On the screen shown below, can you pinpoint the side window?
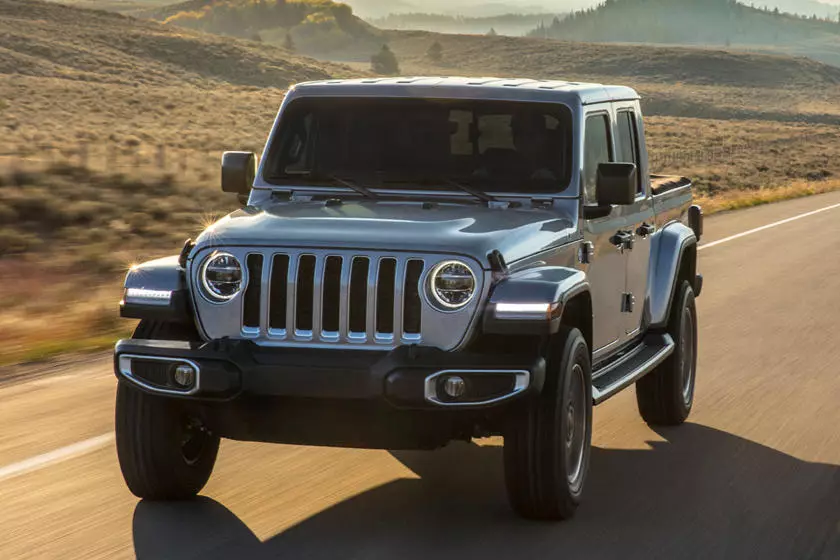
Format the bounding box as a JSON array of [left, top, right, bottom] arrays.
[[617, 110, 642, 193], [583, 114, 612, 203]]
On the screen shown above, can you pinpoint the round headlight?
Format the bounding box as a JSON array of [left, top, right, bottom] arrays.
[[429, 260, 476, 310], [200, 252, 242, 302]]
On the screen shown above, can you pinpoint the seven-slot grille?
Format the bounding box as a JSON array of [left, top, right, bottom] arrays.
[[240, 252, 426, 346]]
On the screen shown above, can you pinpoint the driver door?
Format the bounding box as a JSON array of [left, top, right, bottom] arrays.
[[581, 111, 625, 358]]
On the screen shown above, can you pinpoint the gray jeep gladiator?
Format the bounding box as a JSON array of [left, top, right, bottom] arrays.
[[115, 77, 703, 520]]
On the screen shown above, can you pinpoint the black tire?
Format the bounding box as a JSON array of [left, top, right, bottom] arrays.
[[115, 320, 220, 500], [636, 280, 698, 426], [503, 327, 592, 521]]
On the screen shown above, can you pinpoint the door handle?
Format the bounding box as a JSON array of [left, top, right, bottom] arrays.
[[636, 222, 656, 238], [610, 231, 634, 251]]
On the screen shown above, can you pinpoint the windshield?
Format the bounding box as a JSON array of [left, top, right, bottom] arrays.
[[263, 97, 574, 194]]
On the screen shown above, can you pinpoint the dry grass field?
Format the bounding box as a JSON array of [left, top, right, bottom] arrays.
[[2, 0, 839, 364]]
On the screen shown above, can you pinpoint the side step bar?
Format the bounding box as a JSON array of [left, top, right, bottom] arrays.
[[592, 333, 674, 405]]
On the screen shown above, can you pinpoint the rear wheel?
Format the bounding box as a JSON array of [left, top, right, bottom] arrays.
[[636, 281, 698, 426], [115, 320, 219, 500], [503, 327, 592, 520]]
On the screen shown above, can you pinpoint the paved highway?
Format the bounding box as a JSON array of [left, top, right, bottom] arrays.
[[1, 192, 839, 559]]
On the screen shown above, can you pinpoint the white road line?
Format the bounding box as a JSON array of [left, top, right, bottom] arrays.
[[0, 433, 114, 483], [699, 202, 840, 251]]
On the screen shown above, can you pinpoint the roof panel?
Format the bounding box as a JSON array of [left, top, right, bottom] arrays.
[[292, 76, 639, 104]]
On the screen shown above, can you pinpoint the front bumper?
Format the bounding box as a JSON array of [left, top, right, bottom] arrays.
[[114, 339, 546, 411]]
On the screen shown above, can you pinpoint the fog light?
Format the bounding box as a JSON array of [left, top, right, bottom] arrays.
[[173, 364, 196, 388], [443, 376, 466, 398]]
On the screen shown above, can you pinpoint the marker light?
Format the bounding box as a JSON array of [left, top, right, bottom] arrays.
[[123, 288, 173, 306]]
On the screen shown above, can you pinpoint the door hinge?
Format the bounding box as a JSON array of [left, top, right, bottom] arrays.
[[578, 241, 594, 264], [621, 292, 635, 313]]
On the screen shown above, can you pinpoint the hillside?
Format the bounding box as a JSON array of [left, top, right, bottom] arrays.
[[387, 30, 840, 89], [531, 0, 840, 67], [0, 0, 355, 88], [46, 0, 172, 13], [145, 0, 384, 57]]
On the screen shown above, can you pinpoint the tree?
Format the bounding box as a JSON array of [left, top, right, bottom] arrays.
[[426, 40, 443, 63], [283, 32, 296, 52], [371, 44, 399, 75]]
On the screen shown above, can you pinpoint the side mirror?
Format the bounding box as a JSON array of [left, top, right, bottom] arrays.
[[221, 151, 257, 197], [596, 162, 637, 206]]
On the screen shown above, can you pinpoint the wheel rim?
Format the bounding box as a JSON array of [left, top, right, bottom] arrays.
[[565, 363, 587, 492], [679, 307, 696, 407], [180, 417, 209, 466]]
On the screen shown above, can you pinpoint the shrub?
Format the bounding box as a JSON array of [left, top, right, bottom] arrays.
[[7, 189, 66, 226], [0, 228, 40, 255], [0, 202, 17, 224], [65, 201, 109, 226], [371, 44, 399, 75], [427, 41, 443, 62]]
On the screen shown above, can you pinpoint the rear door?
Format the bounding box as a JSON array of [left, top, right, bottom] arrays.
[[613, 103, 655, 341], [581, 110, 625, 356]]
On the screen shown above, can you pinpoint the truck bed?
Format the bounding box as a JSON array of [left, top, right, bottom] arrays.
[[651, 174, 692, 196]]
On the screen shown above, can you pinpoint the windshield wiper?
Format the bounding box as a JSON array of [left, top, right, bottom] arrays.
[[298, 173, 379, 200], [382, 177, 497, 204], [325, 174, 379, 200], [443, 178, 498, 203]]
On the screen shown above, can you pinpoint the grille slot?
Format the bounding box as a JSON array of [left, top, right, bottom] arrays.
[[226, 251, 433, 347], [295, 255, 316, 334], [376, 258, 397, 335], [322, 256, 342, 333], [268, 255, 289, 332], [348, 257, 369, 335], [242, 254, 263, 331], [403, 259, 424, 336]]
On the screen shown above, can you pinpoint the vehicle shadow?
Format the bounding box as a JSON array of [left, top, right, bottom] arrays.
[[133, 424, 840, 560]]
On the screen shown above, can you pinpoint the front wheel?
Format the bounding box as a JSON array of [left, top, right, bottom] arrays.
[[115, 320, 219, 500], [503, 327, 592, 520]]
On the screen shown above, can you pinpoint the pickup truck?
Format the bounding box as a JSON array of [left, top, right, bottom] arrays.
[[114, 77, 703, 520]]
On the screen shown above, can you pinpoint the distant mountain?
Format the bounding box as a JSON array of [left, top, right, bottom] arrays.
[[369, 12, 564, 36], [530, 0, 840, 67], [343, 0, 593, 18]]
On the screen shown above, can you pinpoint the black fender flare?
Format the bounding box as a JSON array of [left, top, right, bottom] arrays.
[[121, 255, 192, 323], [483, 266, 590, 335]]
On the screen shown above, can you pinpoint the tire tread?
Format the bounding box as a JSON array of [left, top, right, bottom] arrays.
[[636, 281, 696, 426]]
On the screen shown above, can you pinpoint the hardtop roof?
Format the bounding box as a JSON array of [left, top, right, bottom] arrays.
[[290, 76, 639, 105]]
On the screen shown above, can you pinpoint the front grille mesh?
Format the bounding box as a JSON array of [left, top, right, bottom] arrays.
[[244, 252, 426, 345]]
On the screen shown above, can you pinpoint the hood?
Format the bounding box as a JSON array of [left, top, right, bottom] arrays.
[[195, 200, 578, 267]]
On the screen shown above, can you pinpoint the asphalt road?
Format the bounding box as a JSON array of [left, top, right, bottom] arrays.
[[2, 192, 840, 560]]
